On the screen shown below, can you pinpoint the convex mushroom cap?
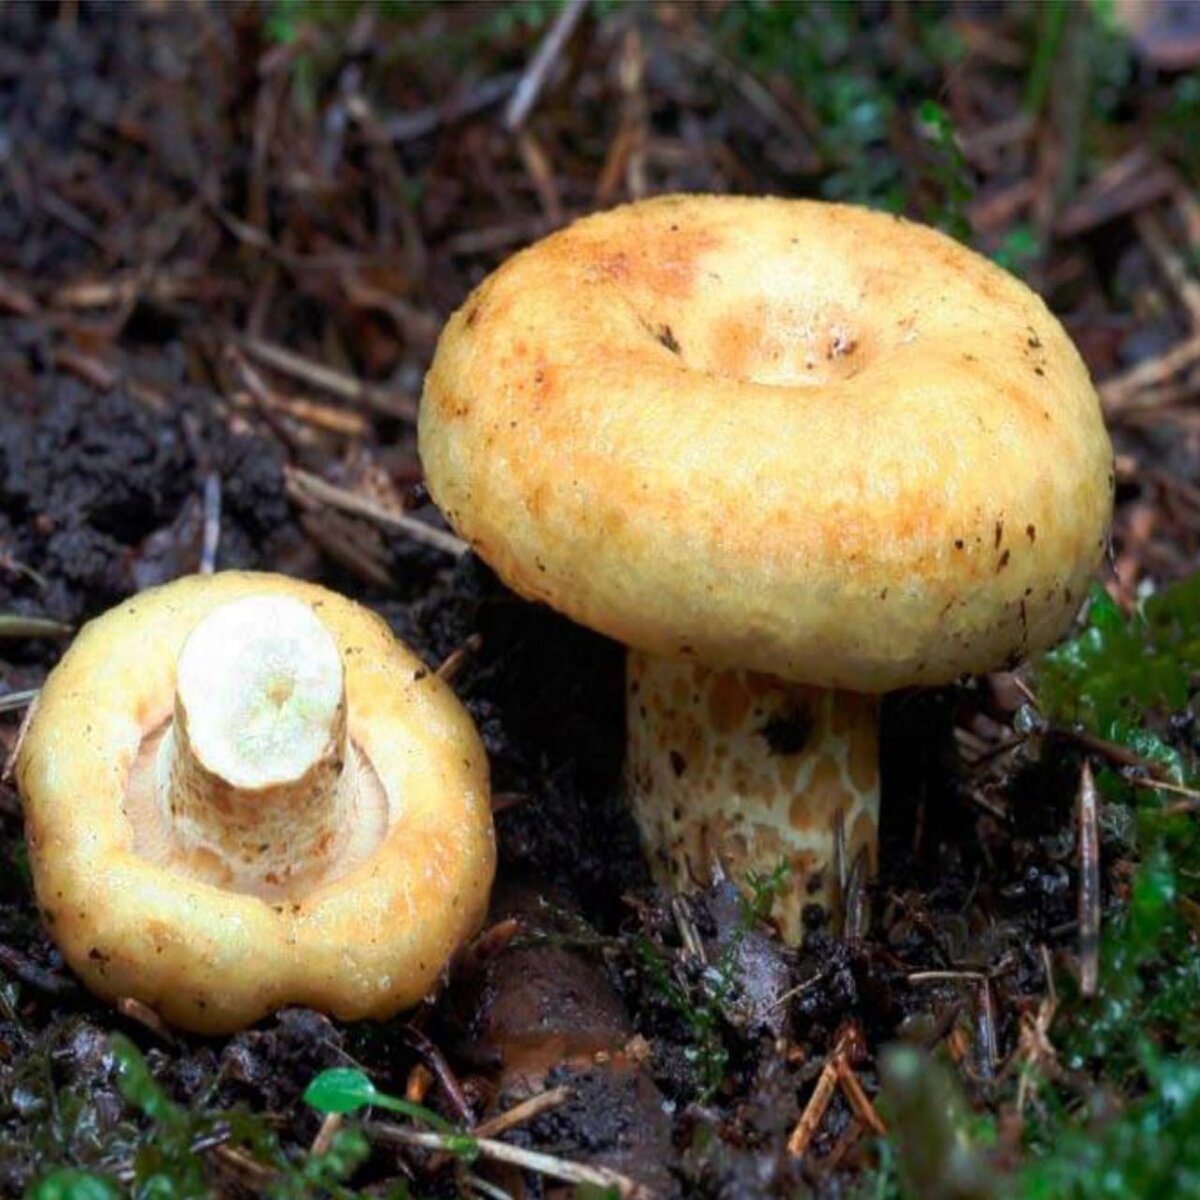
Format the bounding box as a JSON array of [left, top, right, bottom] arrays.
[[419, 195, 1113, 936], [17, 571, 495, 1034]]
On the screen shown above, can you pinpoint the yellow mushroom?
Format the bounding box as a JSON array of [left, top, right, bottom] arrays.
[[16, 571, 495, 1034], [419, 194, 1113, 940]]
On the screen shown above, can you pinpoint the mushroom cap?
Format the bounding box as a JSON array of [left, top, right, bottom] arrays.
[[17, 571, 495, 1034], [420, 195, 1114, 691]]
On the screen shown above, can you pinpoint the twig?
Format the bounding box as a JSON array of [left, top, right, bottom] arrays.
[[346, 94, 429, 281], [843, 844, 870, 943], [834, 1057, 887, 1136], [212, 1143, 277, 1187], [51, 269, 218, 312], [909, 970, 998, 1075], [1077, 761, 1100, 998], [1, 553, 49, 591], [435, 634, 483, 683], [959, 113, 1034, 171], [200, 473, 221, 575], [442, 217, 556, 257], [310, 1113, 343, 1157], [976, 978, 998, 1078], [515, 130, 563, 225], [907, 969, 987, 984], [474, 1086, 571, 1140], [236, 335, 416, 421], [1134, 208, 1200, 329], [39, 189, 101, 245], [456, 917, 522, 981], [229, 345, 368, 439], [0, 689, 40, 717], [400, 1024, 474, 1125], [1099, 332, 1200, 414], [364, 1122, 653, 1199], [0, 942, 78, 998], [769, 970, 826, 1012], [818, 1120, 866, 1175], [2, 693, 39, 786], [676, 35, 818, 170], [52, 347, 118, 392], [671, 895, 706, 962], [1053, 726, 1175, 781], [1160, 792, 1200, 817], [384, 74, 518, 143], [285, 467, 467, 559], [117, 996, 177, 1045], [405, 1064, 435, 1105], [466, 1174, 514, 1200], [284, 394, 371, 437], [0, 615, 73, 640], [596, 25, 648, 204], [1053, 146, 1177, 238], [504, 0, 590, 132], [786, 1053, 841, 1156], [0, 273, 38, 316]]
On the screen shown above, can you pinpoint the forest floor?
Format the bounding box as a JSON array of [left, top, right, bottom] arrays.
[[3, 3, 1200, 1198]]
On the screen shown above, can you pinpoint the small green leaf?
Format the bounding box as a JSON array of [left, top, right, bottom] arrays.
[[28, 1170, 121, 1200], [303, 1067, 380, 1115], [110, 1034, 180, 1128], [302, 1068, 460, 1134], [1131, 847, 1176, 945]]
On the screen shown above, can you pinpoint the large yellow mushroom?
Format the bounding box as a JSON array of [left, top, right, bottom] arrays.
[[17, 571, 495, 1034], [419, 194, 1113, 940]]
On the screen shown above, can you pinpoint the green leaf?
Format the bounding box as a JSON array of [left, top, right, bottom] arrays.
[[28, 1170, 121, 1200], [110, 1034, 180, 1129], [302, 1068, 460, 1135], [303, 1068, 380, 1115], [1019, 1048, 1200, 1197], [876, 1046, 999, 1200], [1039, 580, 1200, 751]]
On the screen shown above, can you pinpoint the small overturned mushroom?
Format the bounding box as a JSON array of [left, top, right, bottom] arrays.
[[419, 194, 1113, 940], [17, 571, 495, 1033]]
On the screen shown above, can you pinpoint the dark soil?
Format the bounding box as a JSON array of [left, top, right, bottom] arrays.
[[2, 3, 1199, 1198]]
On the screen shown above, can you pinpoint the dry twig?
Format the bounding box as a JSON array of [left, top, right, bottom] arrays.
[[237, 336, 417, 421], [400, 1025, 474, 1125], [435, 634, 483, 684], [1099, 331, 1200, 414], [1134, 208, 1200, 328], [365, 1121, 653, 1199], [285, 467, 467, 559], [1077, 761, 1101, 997], [786, 1054, 841, 1157], [200, 473, 222, 575], [474, 1086, 571, 1140], [0, 616, 72, 640], [383, 74, 518, 143], [310, 1113, 344, 1158], [834, 1057, 887, 1136], [0, 942, 78, 998], [504, 0, 590, 132]]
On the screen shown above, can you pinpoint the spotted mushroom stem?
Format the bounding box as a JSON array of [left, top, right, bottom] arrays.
[[625, 650, 881, 943], [157, 594, 352, 897]]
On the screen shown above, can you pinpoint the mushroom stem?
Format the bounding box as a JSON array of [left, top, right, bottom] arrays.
[[625, 651, 880, 942], [157, 595, 352, 897]]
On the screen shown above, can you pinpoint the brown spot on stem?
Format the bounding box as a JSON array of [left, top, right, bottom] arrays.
[[708, 672, 752, 734], [790, 756, 849, 829]]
